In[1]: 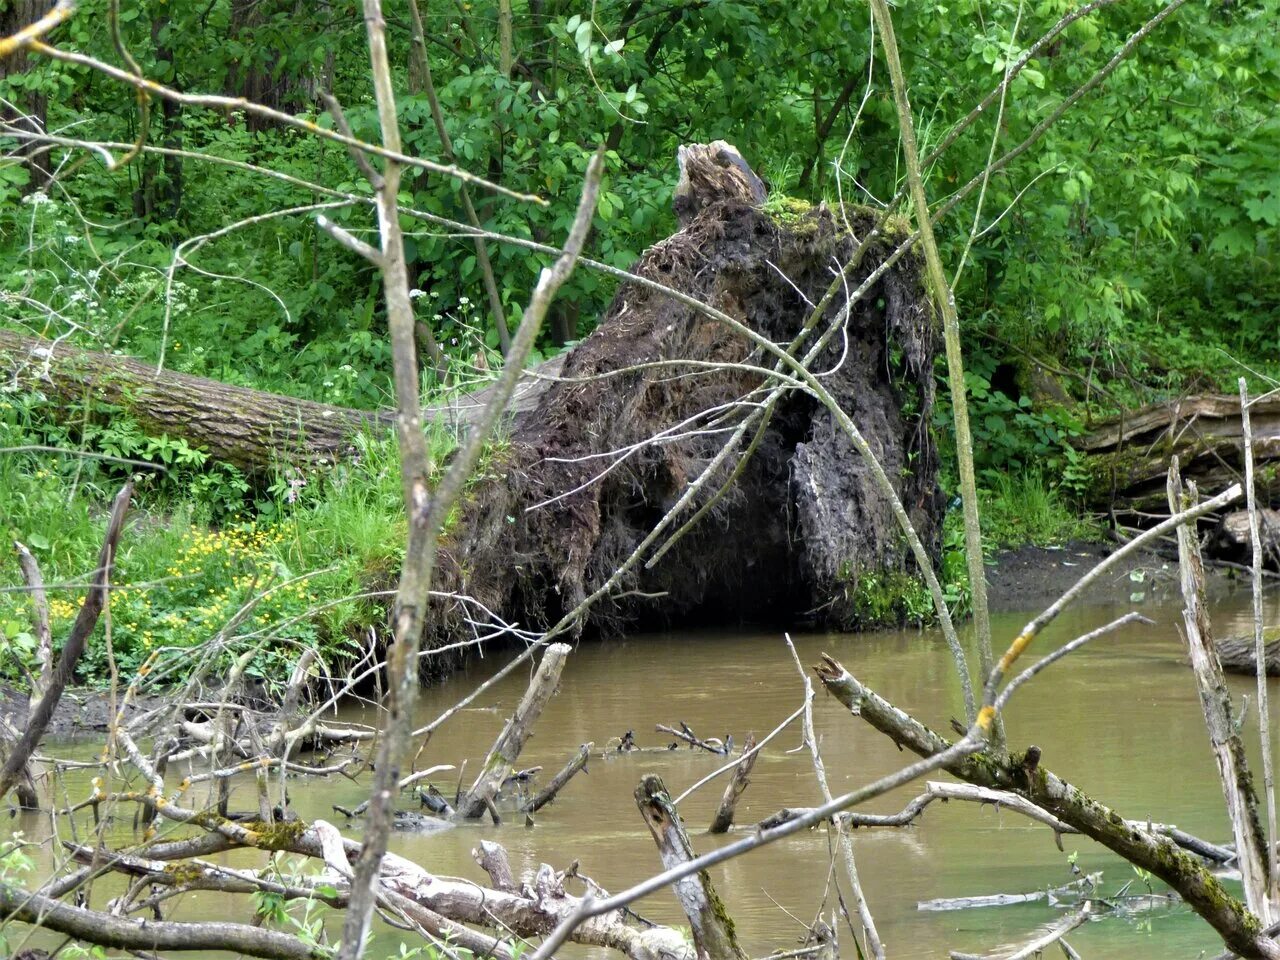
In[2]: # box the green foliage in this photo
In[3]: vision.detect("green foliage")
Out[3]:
[980,471,1102,549]
[0,428,420,686]
[2,0,1278,668]
[953,350,1088,489]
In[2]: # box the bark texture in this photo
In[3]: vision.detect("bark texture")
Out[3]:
[1169,465,1270,922]
[636,774,746,960]
[0,328,395,470]
[0,0,52,193]
[1078,394,1280,515]
[1218,627,1280,677]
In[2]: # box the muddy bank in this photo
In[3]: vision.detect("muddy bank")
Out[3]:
[0,684,171,740]
[986,538,1240,613]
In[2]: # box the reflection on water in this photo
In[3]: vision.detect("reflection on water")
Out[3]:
[15,581,1280,959]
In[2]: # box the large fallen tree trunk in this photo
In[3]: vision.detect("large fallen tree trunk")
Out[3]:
[0,328,561,472]
[1076,394,1280,515]
[1215,626,1280,677]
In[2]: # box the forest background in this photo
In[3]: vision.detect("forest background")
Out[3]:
[1,0,1277,684]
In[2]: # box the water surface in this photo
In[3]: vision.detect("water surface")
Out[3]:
[16,574,1280,959]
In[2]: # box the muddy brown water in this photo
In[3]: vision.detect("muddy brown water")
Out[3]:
[13,579,1280,959]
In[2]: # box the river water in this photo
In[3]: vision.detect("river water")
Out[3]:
[16,572,1280,959]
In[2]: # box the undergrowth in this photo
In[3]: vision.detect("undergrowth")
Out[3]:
[980,472,1103,549]
[0,417,461,688]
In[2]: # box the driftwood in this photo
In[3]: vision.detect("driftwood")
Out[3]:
[1169,462,1271,923]
[66,823,694,960]
[657,723,731,755]
[708,732,756,833]
[1076,393,1280,514]
[635,774,746,960]
[0,879,326,960]
[1216,627,1280,676]
[949,903,1092,960]
[523,742,592,813]
[919,874,1098,912]
[1210,509,1280,569]
[455,643,570,819]
[473,840,517,892]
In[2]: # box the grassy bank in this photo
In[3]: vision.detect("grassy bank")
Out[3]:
[0,429,418,688]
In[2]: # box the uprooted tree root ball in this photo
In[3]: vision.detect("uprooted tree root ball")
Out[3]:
[431,199,941,662]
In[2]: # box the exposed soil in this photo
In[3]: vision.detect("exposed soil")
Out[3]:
[0,684,171,740]
[430,199,941,667]
[986,538,1239,613]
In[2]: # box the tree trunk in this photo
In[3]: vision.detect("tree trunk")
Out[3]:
[0,0,53,193]
[0,329,394,471]
[1214,626,1280,677]
[224,0,317,131]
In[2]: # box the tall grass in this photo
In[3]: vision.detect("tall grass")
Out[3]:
[980,471,1102,548]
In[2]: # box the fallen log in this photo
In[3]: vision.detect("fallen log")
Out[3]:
[949,902,1091,960]
[0,877,326,960]
[0,327,560,472]
[1208,509,1280,569]
[1076,394,1280,515]
[1216,627,1280,677]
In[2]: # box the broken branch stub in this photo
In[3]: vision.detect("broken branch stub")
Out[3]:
[709,733,757,833]
[455,642,570,819]
[635,773,746,960]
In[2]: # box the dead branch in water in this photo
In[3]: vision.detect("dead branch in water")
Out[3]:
[636,773,746,960]
[657,723,731,755]
[785,635,882,958]
[709,732,757,834]
[948,902,1092,960]
[456,643,571,818]
[524,742,592,814]
[1241,378,1280,907]
[1169,459,1271,923]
